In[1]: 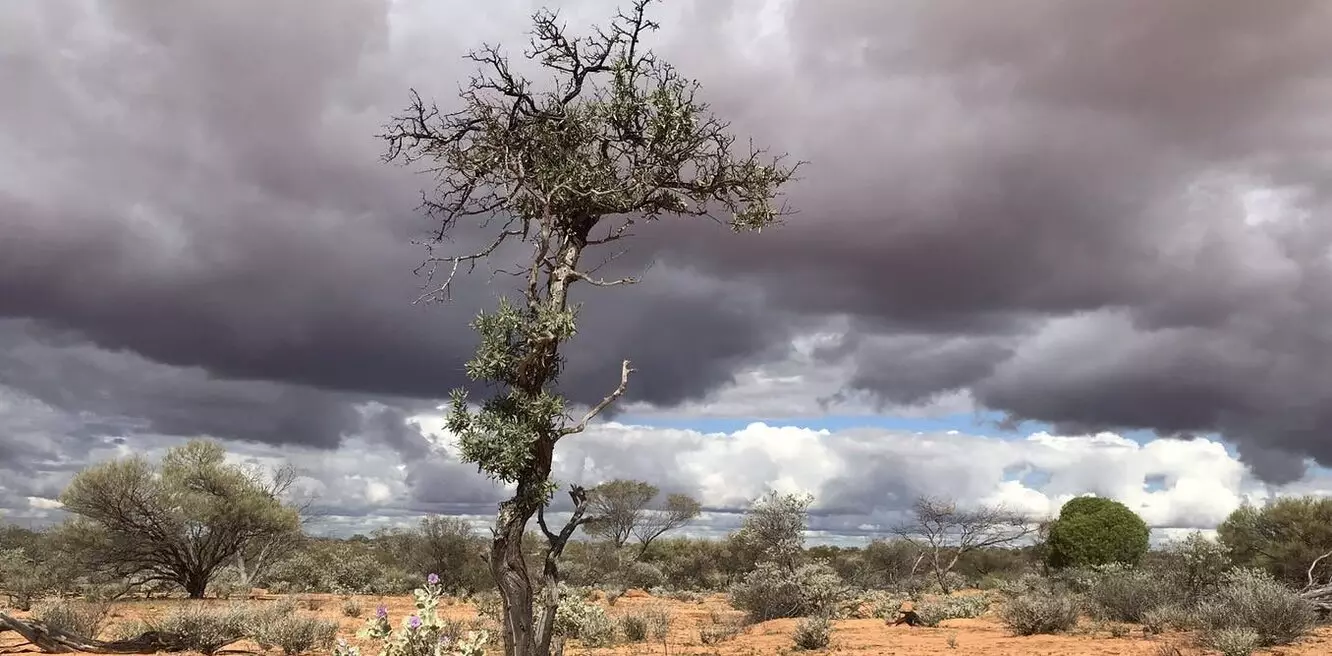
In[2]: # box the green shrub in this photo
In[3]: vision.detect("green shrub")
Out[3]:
[998,590,1079,636]
[30,598,111,639]
[791,615,832,651]
[356,576,488,656]
[154,603,253,655]
[1204,627,1262,656]
[1194,568,1315,647]
[552,590,616,646]
[728,561,847,621]
[1045,496,1150,569]
[914,594,992,627]
[254,614,338,656]
[1084,567,1172,622]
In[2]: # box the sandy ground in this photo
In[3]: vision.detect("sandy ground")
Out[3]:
[4,589,1332,656]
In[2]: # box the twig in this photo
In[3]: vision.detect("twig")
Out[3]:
[560,360,633,437]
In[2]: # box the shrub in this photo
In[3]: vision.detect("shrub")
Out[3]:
[699,610,746,644]
[914,594,992,627]
[1204,627,1262,656]
[30,599,111,639]
[357,574,488,656]
[1158,531,1231,599]
[552,590,616,647]
[617,606,671,642]
[254,614,339,656]
[1193,568,1315,647]
[729,561,847,621]
[1045,496,1150,569]
[998,591,1079,635]
[342,598,364,618]
[622,561,665,589]
[1084,567,1172,622]
[154,603,253,655]
[791,615,832,651]
[1141,603,1199,635]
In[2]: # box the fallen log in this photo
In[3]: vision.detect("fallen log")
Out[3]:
[0,612,238,654]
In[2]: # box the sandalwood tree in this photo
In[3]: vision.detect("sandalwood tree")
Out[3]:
[379,2,800,654]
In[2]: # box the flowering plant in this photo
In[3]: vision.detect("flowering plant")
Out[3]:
[346,574,487,656]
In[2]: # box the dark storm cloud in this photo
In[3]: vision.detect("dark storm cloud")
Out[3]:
[6,0,1332,489]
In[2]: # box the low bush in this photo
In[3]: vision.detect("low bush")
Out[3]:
[30,599,111,639]
[617,605,671,642]
[914,594,991,627]
[552,590,617,647]
[997,590,1079,636]
[1141,603,1199,635]
[254,614,338,656]
[1203,627,1262,656]
[729,561,847,621]
[699,610,746,644]
[341,598,363,618]
[154,603,253,655]
[1193,568,1315,647]
[1085,567,1172,623]
[791,615,832,651]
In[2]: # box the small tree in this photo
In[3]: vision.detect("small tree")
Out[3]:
[735,491,814,573]
[632,492,701,559]
[1044,496,1149,570]
[583,480,700,558]
[584,479,659,548]
[58,440,302,598]
[892,496,1035,594]
[380,1,800,653]
[1218,496,1332,588]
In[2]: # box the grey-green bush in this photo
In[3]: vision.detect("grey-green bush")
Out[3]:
[791,615,832,651]
[998,590,1079,636]
[253,614,338,656]
[1194,568,1315,647]
[914,595,992,627]
[153,603,252,655]
[30,599,111,639]
[729,561,847,621]
[1085,567,1172,622]
[1204,627,1262,656]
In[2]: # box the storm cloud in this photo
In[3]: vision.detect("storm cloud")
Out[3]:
[3,0,1332,520]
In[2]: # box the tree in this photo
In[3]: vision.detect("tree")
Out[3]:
[1044,495,1149,570]
[232,463,312,589]
[892,496,1036,594]
[1218,496,1332,588]
[583,479,701,557]
[632,492,701,558]
[380,1,799,653]
[58,440,302,598]
[583,479,658,548]
[373,515,492,594]
[735,491,814,573]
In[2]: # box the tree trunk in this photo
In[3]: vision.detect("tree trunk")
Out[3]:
[184,574,208,599]
[489,481,546,656]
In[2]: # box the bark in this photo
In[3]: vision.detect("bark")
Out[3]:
[0,613,219,654]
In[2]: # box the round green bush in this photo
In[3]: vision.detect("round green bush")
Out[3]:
[1045,496,1150,570]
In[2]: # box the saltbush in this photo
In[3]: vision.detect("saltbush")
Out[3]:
[1193,568,1315,647]
[30,598,111,639]
[997,590,1079,636]
[1084,567,1172,622]
[791,614,832,651]
[729,561,847,621]
[551,589,616,647]
[617,605,671,642]
[343,598,364,617]
[154,603,253,655]
[1204,627,1262,656]
[914,594,992,627]
[255,614,339,656]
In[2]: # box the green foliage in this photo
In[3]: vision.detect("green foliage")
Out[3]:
[913,594,993,627]
[1193,568,1315,647]
[735,491,814,572]
[153,603,253,655]
[58,439,302,598]
[358,576,489,656]
[997,590,1080,635]
[1045,496,1150,569]
[791,614,832,650]
[1156,530,1232,599]
[1218,496,1332,586]
[729,561,847,621]
[1203,627,1262,656]
[254,613,339,656]
[551,589,617,646]
[1082,566,1172,623]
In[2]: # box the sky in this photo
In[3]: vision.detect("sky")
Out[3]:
[5,0,1332,545]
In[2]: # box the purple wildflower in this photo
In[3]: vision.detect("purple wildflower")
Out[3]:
[376,605,388,619]
[407,615,422,630]
[427,573,440,586]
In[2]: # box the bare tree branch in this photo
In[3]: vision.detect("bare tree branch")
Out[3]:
[560,359,633,437]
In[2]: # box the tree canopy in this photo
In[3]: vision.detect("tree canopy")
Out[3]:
[1044,496,1150,570]
[58,439,302,598]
